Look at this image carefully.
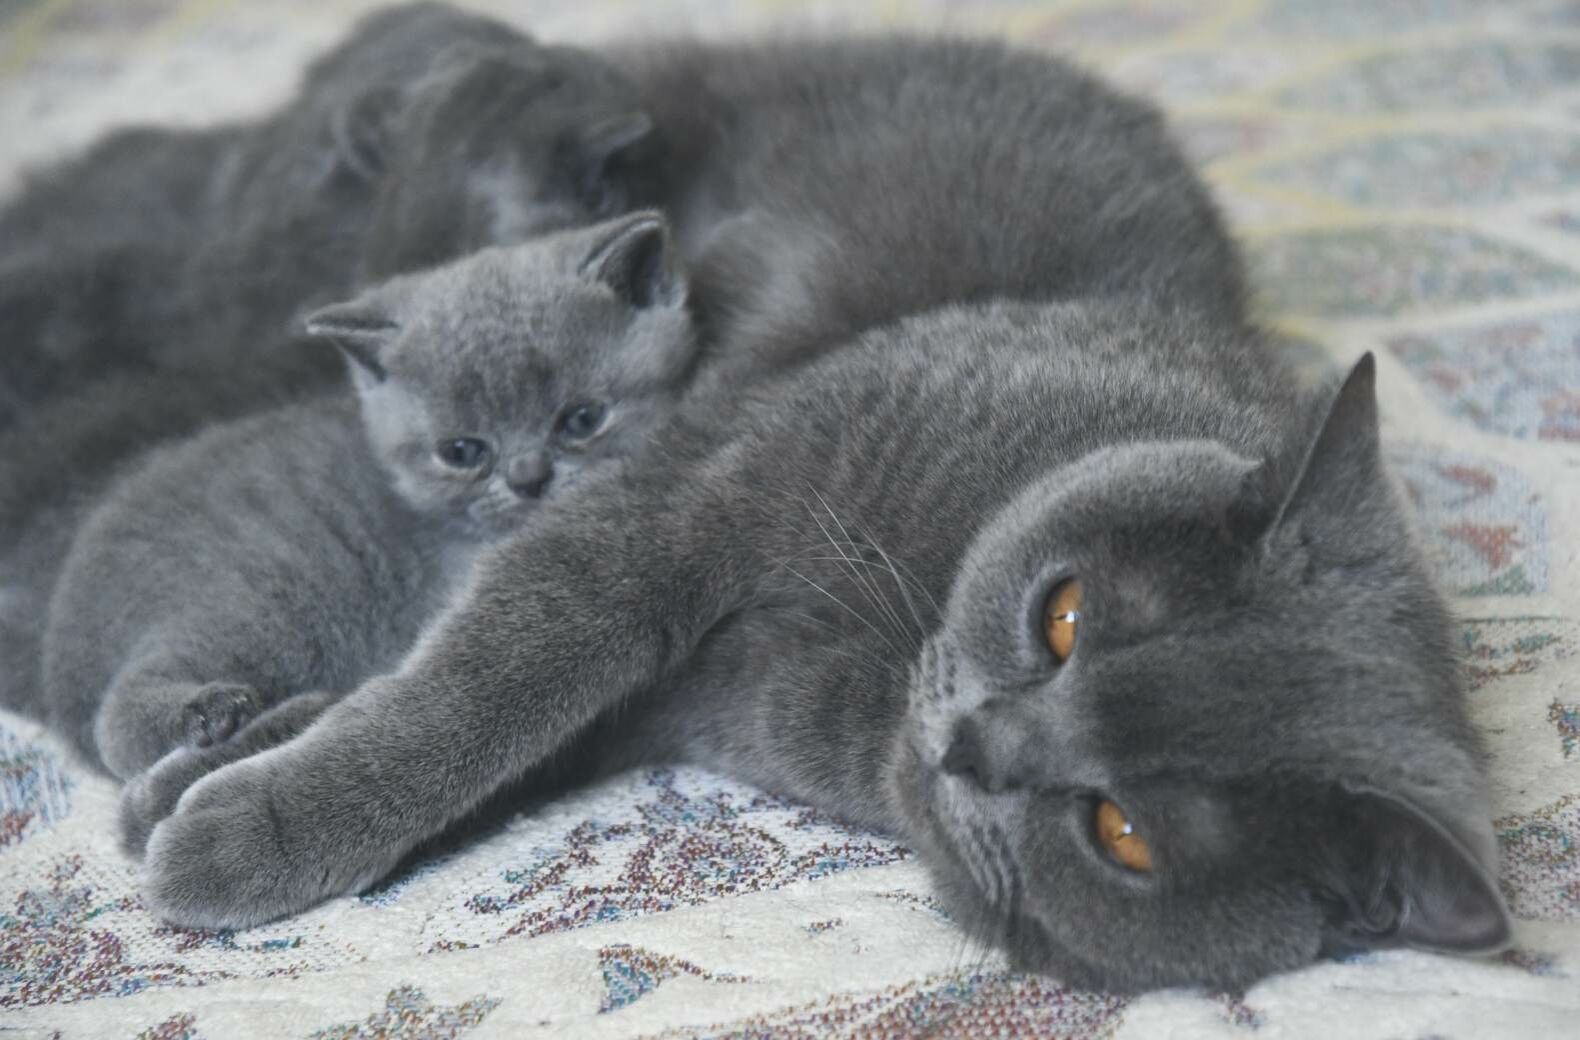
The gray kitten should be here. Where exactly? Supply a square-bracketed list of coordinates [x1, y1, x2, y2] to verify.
[0, 1, 661, 427]
[107, 36, 1506, 994]
[35, 213, 691, 795]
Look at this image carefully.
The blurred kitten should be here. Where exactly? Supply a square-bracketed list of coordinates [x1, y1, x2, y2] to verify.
[25, 215, 692, 816]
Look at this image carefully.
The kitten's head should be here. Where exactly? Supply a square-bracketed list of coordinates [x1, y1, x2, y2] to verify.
[344, 41, 665, 279]
[894, 355, 1510, 992]
[305, 211, 693, 536]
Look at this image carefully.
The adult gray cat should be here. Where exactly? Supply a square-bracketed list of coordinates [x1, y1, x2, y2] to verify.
[127, 36, 1506, 992]
[0, 1, 662, 427]
[31, 213, 690, 796]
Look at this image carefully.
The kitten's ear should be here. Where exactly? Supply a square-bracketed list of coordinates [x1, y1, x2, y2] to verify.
[331, 85, 403, 182]
[304, 299, 399, 384]
[1316, 785, 1511, 957]
[579, 212, 685, 310]
[1268, 352, 1383, 536]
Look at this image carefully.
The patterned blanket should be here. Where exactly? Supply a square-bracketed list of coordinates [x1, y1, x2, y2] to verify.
[3, 1, 1578, 1037]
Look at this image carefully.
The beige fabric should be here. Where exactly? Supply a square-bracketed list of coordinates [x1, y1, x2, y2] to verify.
[3, 2, 1578, 1037]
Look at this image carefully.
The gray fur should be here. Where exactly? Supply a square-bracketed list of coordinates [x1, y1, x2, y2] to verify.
[0, 1, 663, 428]
[30, 215, 695, 794]
[118, 35, 1506, 994]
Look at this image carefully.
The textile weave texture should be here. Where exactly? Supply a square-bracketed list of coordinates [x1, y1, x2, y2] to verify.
[3, 1, 1579, 1037]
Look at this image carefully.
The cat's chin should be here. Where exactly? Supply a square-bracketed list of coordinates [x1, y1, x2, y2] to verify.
[451, 500, 539, 540]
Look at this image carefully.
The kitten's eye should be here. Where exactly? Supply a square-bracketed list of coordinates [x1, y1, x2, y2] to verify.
[558, 401, 608, 440]
[1043, 577, 1083, 663]
[1094, 799, 1153, 872]
[436, 438, 491, 469]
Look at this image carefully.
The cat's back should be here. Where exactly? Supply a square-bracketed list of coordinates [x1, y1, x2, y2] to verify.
[43, 395, 450, 711]
[617, 36, 1243, 375]
[69, 396, 424, 581]
[0, 124, 238, 260]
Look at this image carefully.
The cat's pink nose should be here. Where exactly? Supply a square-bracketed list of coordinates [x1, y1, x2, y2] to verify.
[507, 452, 554, 499]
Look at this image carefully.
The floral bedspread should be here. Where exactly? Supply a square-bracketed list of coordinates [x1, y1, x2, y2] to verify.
[3, 1, 1578, 1037]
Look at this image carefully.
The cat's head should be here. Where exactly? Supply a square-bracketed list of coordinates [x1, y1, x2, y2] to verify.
[305, 211, 693, 536]
[893, 355, 1510, 992]
[343, 41, 664, 279]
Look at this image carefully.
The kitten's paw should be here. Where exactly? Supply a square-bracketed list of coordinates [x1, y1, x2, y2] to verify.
[182, 682, 259, 747]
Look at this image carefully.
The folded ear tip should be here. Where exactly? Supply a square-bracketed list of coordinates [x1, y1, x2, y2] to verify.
[1401, 889, 1513, 955]
[622, 210, 668, 235]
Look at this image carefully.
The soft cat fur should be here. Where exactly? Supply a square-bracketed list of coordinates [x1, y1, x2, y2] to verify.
[29, 213, 692, 798]
[0, 1, 663, 427]
[116, 34, 1510, 994]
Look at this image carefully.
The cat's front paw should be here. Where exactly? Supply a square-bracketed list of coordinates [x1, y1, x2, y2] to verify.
[141, 759, 298, 929]
[141, 743, 398, 929]
[122, 693, 336, 857]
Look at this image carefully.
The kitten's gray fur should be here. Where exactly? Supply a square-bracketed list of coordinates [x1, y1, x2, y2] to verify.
[29, 214, 693, 799]
[38, 32, 1506, 994]
[0, 1, 663, 427]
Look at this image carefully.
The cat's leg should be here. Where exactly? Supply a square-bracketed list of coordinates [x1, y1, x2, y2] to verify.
[139, 483, 754, 928]
[120, 691, 336, 855]
[93, 658, 266, 779]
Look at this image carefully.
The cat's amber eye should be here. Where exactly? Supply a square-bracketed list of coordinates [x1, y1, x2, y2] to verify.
[1094, 799, 1153, 872]
[1043, 578, 1083, 663]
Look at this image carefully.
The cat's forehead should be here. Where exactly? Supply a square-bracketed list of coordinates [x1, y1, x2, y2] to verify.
[423, 46, 634, 141]
[377, 268, 629, 412]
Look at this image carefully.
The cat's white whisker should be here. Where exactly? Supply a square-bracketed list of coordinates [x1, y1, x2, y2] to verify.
[780, 564, 907, 659]
[803, 488, 923, 655]
[802, 493, 914, 652]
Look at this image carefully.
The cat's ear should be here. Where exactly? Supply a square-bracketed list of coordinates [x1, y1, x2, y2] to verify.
[1266, 352, 1384, 538]
[1316, 785, 1511, 956]
[578, 111, 660, 183]
[304, 299, 399, 385]
[331, 85, 403, 182]
[579, 211, 686, 310]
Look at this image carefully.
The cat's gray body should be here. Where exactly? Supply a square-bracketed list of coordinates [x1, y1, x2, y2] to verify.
[125, 34, 1509, 993]
[22, 215, 695, 798]
[611, 38, 1245, 385]
[0, 2, 664, 428]
[46, 396, 459, 778]
[0, 4, 670, 749]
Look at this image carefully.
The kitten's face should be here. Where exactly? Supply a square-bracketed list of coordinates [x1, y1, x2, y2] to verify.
[310, 213, 692, 538]
[892, 362, 1509, 992]
[358, 44, 663, 280]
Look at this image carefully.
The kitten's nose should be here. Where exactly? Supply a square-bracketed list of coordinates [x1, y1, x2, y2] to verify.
[506, 452, 554, 499]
